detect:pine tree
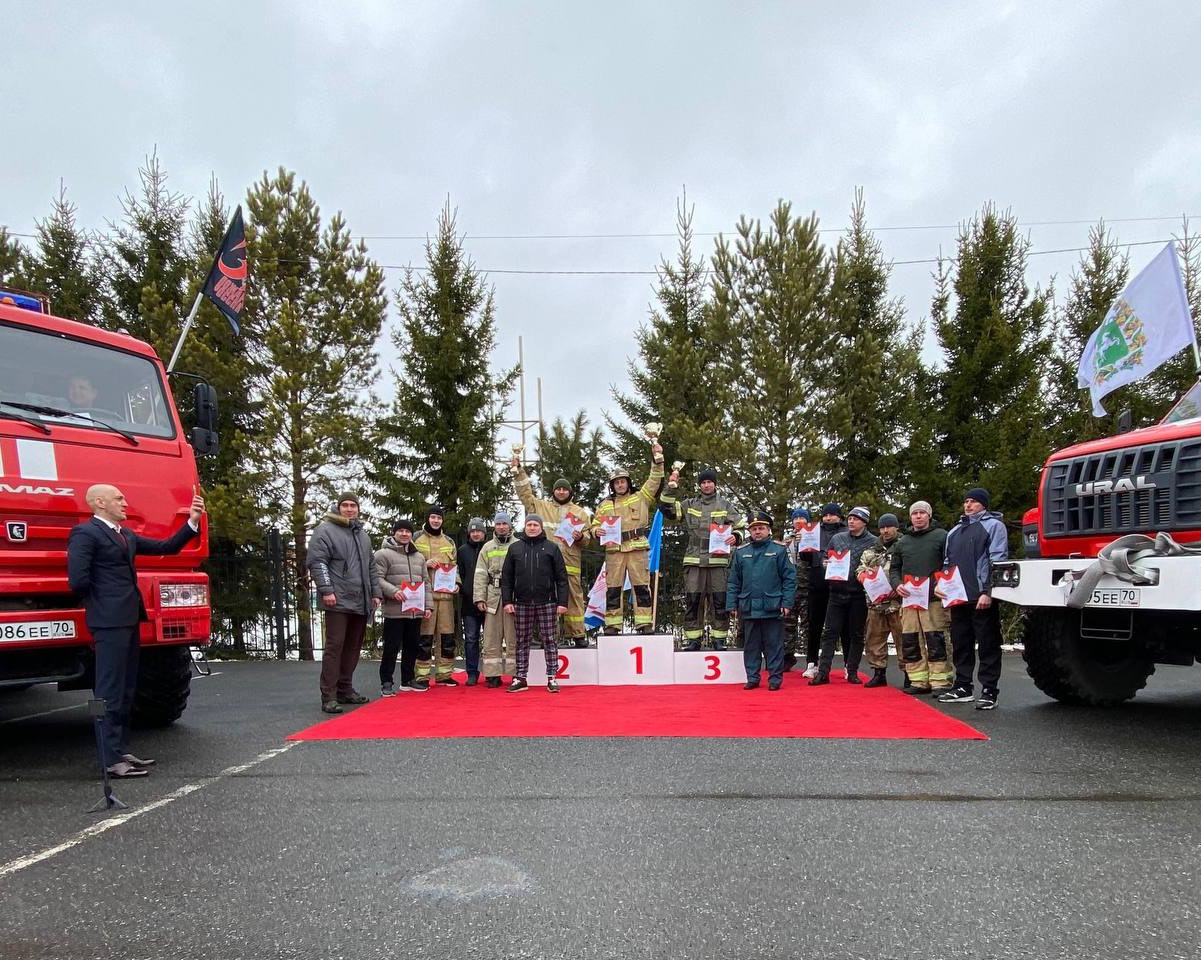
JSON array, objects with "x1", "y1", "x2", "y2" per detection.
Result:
[
  {"x1": 246, "y1": 168, "x2": 386, "y2": 659},
  {"x1": 606, "y1": 195, "x2": 713, "y2": 483},
  {"x1": 823, "y1": 189, "x2": 924, "y2": 513},
  {"x1": 1047, "y1": 223, "x2": 1136, "y2": 447},
  {"x1": 685, "y1": 200, "x2": 836, "y2": 525},
  {"x1": 532, "y1": 410, "x2": 610, "y2": 508},
  {"x1": 931, "y1": 204, "x2": 1052, "y2": 528},
  {"x1": 22, "y1": 183, "x2": 103, "y2": 325},
  {"x1": 99, "y1": 150, "x2": 190, "y2": 359},
  {"x1": 371, "y1": 200, "x2": 515, "y2": 535}
]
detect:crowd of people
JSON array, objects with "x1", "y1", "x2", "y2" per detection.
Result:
[{"x1": 305, "y1": 440, "x2": 1009, "y2": 715}]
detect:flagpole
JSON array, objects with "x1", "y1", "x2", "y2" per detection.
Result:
[{"x1": 167, "y1": 290, "x2": 204, "y2": 373}]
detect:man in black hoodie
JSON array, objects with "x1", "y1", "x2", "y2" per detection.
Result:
[
  {"x1": 802, "y1": 503, "x2": 848, "y2": 678},
  {"x1": 501, "y1": 514, "x2": 569, "y2": 693},
  {"x1": 810, "y1": 506, "x2": 878, "y2": 686},
  {"x1": 457, "y1": 517, "x2": 487, "y2": 685}
]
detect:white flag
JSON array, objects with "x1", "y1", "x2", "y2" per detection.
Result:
[{"x1": 1077, "y1": 243, "x2": 1195, "y2": 416}]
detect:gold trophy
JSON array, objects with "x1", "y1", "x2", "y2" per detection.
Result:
[
  {"x1": 510, "y1": 442, "x2": 524, "y2": 475},
  {"x1": 643, "y1": 421, "x2": 663, "y2": 444}
]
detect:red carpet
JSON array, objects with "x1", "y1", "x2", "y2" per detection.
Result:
[{"x1": 288, "y1": 674, "x2": 986, "y2": 741}]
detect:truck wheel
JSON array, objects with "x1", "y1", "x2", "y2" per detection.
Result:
[
  {"x1": 131, "y1": 645, "x2": 193, "y2": 727},
  {"x1": 1021, "y1": 608, "x2": 1154, "y2": 706}
]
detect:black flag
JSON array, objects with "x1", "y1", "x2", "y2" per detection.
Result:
[{"x1": 200, "y1": 206, "x2": 247, "y2": 335}]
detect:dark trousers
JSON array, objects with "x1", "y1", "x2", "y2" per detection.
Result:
[
  {"x1": 807, "y1": 586, "x2": 829, "y2": 664},
  {"x1": 462, "y1": 611, "x2": 484, "y2": 679},
  {"x1": 380, "y1": 616, "x2": 422, "y2": 686},
  {"x1": 818, "y1": 591, "x2": 867, "y2": 677},
  {"x1": 92, "y1": 625, "x2": 140, "y2": 767},
  {"x1": 320, "y1": 610, "x2": 367, "y2": 700},
  {"x1": 949, "y1": 602, "x2": 1003, "y2": 694},
  {"x1": 743, "y1": 617, "x2": 785, "y2": 685}
]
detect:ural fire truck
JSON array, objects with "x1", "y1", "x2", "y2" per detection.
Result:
[
  {"x1": 0, "y1": 289, "x2": 217, "y2": 725},
  {"x1": 992, "y1": 383, "x2": 1201, "y2": 705}
]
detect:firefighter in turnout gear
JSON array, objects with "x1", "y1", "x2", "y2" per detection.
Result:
[
  {"x1": 413, "y1": 504, "x2": 459, "y2": 686},
  {"x1": 512, "y1": 460, "x2": 592, "y2": 648},
  {"x1": 887, "y1": 500, "x2": 953, "y2": 695},
  {"x1": 858, "y1": 513, "x2": 903, "y2": 688},
  {"x1": 660, "y1": 466, "x2": 745, "y2": 650},
  {"x1": 473, "y1": 511, "x2": 517, "y2": 687},
  {"x1": 592, "y1": 444, "x2": 664, "y2": 633}
]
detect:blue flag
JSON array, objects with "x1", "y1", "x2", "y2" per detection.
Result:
[{"x1": 647, "y1": 509, "x2": 664, "y2": 574}]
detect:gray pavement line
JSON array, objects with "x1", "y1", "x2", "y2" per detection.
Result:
[
  {"x1": 0, "y1": 742, "x2": 297, "y2": 880},
  {"x1": 0, "y1": 702, "x2": 86, "y2": 725}
]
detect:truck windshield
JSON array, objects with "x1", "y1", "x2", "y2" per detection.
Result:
[
  {"x1": 0, "y1": 322, "x2": 176, "y2": 439},
  {"x1": 1160, "y1": 379, "x2": 1201, "y2": 426}
]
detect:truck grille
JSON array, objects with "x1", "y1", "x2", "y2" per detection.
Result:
[{"x1": 1043, "y1": 439, "x2": 1201, "y2": 536}]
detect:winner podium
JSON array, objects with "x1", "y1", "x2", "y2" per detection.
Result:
[{"x1": 525, "y1": 634, "x2": 747, "y2": 686}]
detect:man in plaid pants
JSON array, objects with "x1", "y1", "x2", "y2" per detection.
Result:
[{"x1": 500, "y1": 514, "x2": 569, "y2": 693}]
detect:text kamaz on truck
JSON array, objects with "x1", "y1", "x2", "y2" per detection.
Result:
[
  {"x1": 0, "y1": 289, "x2": 218, "y2": 725},
  {"x1": 992, "y1": 381, "x2": 1201, "y2": 705}
]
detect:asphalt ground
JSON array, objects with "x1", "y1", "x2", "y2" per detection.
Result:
[{"x1": 2, "y1": 652, "x2": 1200, "y2": 960}]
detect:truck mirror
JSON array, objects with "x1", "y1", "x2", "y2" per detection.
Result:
[
  {"x1": 194, "y1": 383, "x2": 218, "y2": 432},
  {"x1": 1116, "y1": 409, "x2": 1133, "y2": 434},
  {"x1": 190, "y1": 426, "x2": 219, "y2": 457}
]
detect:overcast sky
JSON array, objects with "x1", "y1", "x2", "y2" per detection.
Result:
[{"x1": 4, "y1": 1, "x2": 1200, "y2": 441}]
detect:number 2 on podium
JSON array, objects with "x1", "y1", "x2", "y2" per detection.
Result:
[
  {"x1": 556, "y1": 655, "x2": 570, "y2": 679},
  {"x1": 630, "y1": 646, "x2": 643, "y2": 674}
]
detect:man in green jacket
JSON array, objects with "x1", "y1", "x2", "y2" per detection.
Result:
[
  {"x1": 887, "y1": 500, "x2": 952, "y2": 695},
  {"x1": 727, "y1": 510, "x2": 796, "y2": 691},
  {"x1": 661, "y1": 466, "x2": 746, "y2": 650}
]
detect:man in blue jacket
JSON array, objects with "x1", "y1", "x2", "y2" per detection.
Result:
[
  {"x1": 67, "y1": 483, "x2": 204, "y2": 779},
  {"x1": 937, "y1": 487, "x2": 1008, "y2": 710},
  {"x1": 727, "y1": 510, "x2": 796, "y2": 691}
]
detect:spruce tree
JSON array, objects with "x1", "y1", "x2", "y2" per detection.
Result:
[
  {"x1": 931, "y1": 204, "x2": 1052, "y2": 529},
  {"x1": 606, "y1": 195, "x2": 713, "y2": 483},
  {"x1": 0, "y1": 228, "x2": 26, "y2": 287},
  {"x1": 1047, "y1": 223, "x2": 1136, "y2": 447},
  {"x1": 532, "y1": 410, "x2": 610, "y2": 508},
  {"x1": 371, "y1": 201, "x2": 515, "y2": 535},
  {"x1": 824, "y1": 189, "x2": 924, "y2": 513},
  {"x1": 23, "y1": 183, "x2": 103, "y2": 325},
  {"x1": 686, "y1": 200, "x2": 836, "y2": 525},
  {"x1": 246, "y1": 168, "x2": 386, "y2": 659}
]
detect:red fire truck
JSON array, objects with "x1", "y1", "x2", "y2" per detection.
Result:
[
  {"x1": 992, "y1": 384, "x2": 1201, "y2": 705},
  {"x1": 0, "y1": 289, "x2": 217, "y2": 725}
]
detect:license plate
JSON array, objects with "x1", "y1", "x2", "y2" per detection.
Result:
[
  {"x1": 0, "y1": 619, "x2": 77, "y2": 642},
  {"x1": 1087, "y1": 588, "x2": 1141, "y2": 608}
]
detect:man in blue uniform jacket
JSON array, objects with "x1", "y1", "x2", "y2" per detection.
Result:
[
  {"x1": 727, "y1": 510, "x2": 796, "y2": 691},
  {"x1": 67, "y1": 483, "x2": 205, "y2": 778}
]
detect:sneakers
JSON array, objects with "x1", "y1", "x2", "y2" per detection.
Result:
[
  {"x1": 320, "y1": 699, "x2": 343, "y2": 714},
  {"x1": 975, "y1": 690, "x2": 998, "y2": 711},
  {"x1": 485, "y1": 677, "x2": 502, "y2": 688},
  {"x1": 410, "y1": 679, "x2": 430, "y2": 691},
  {"x1": 802, "y1": 662, "x2": 818, "y2": 679},
  {"x1": 864, "y1": 668, "x2": 888, "y2": 688},
  {"x1": 508, "y1": 678, "x2": 529, "y2": 693},
  {"x1": 336, "y1": 691, "x2": 369, "y2": 704},
  {"x1": 437, "y1": 677, "x2": 459, "y2": 687},
  {"x1": 547, "y1": 680, "x2": 560, "y2": 693},
  {"x1": 936, "y1": 687, "x2": 975, "y2": 703},
  {"x1": 380, "y1": 682, "x2": 396, "y2": 698},
  {"x1": 398, "y1": 681, "x2": 427, "y2": 693}
]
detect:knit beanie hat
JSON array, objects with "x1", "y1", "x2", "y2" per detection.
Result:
[
  {"x1": 821, "y1": 503, "x2": 843, "y2": 519},
  {"x1": 525, "y1": 514, "x2": 544, "y2": 528},
  {"x1": 877, "y1": 513, "x2": 900, "y2": 529},
  {"x1": 336, "y1": 492, "x2": 359, "y2": 507},
  {"x1": 698, "y1": 467, "x2": 718, "y2": 484},
  {"x1": 427, "y1": 504, "x2": 445, "y2": 519},
  {"x1": 553, "y1": 477, "x2": 571, "y2": 492},
  {"x1": 392, "y1": 518, "x2": 415, "y2": 533},
  {"x1": 909, "y1": 500, "x2": 933, "y2": 515},
  {"x1": 965, "y1": 487, "x2": 991, "y2": 509},
  {"x1": 468, "y1": 517, "x2": 486, "y2": 533},
  {"x1": 493, "y1": 510, "x2": 513, "y2": 525},
  {"x1": 790, "y1": 507, "x2": 810, "y2": 521},
  {"x1": 849, "y1": 506, "x2": 871, "y2": 523}
]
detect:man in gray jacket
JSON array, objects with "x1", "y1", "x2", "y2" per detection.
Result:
[{"x1": 308, "y1": 492, "x2": 381, "y2": 713}]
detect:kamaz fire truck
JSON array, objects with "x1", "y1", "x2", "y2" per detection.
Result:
[
  {"x1": 0, "y1": 288, "x2": 217, "y2": 725},
  {"x1": 992, "y1": 384, "x2": 1201, "y2": 705}
]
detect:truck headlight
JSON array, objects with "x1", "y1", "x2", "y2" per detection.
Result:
[
  {"x1": 160, "y1": 583, "x2": 209, "y2": 607},
  {"x1": 992, "y1": 564, "x2": 1020, "y2": 587}
]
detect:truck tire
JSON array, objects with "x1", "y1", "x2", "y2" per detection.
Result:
[
  {"x1": 131, "y1": 645, "x2": 192, "y2": 727},
  {"x1": 1021, "y1": 608, "x2": 1154, "y2": 706}
]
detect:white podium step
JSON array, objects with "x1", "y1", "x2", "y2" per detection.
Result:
[{"x1": 511, "y1": 635, "x2": 752, "y2": 686}]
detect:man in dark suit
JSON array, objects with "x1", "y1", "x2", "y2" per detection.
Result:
[{"x1": 67, "y1": 483, "x2": 205, "y2": 779}]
